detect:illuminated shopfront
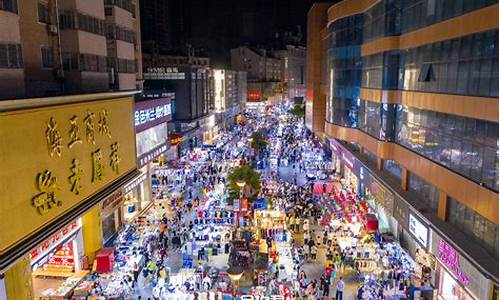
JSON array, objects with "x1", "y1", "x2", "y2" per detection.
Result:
[
  {"x1": 100, "y1": 189, "x2": 125, "y2": 244},
  {"x1": 30, "y1": 219, "x2": 86, "y2": 299},
  {"x1": 0, "y1": 92, "x2": 138, "y2": 299},
  {"x1": 430, "y1": 230, "x2": 494, "y2": 300},
  {"x1": 122, "y1": 95, "x2": 172, "y2": 223}
]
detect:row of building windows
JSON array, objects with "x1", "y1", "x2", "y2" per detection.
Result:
[
  {"x1": 447, "y1": 196, "x2": 498, "y2": 257},
  {"x1": 106, "y1": 24, "x2": 136, "y2": 44},
  {"x1": 327, "y1": 99, "x2": 499, "y2": 191},
  {"x1": 383, "y1": 159, "x2": 402, "y2": 182},
  {"x1": 336, "y1": 0, "x2": 496, "y2": 43},
  {"x1": 396, "y1": 105, "x2": 499, "y2": 191},
  {"x1": 375, "y1": 156, "x2": 498, "y2": 258},
  {"x1": 407, "y1": 172, "x2": 439, "y2": 213},
  {"x1": 0, "y1": 43, "x2": 22, "y2": 69},
  {"x1": 62, "y1": 53, "x2": 107, "y2": 73},
  {"x1": 110, "y1": 58, "x2": 136, "y2": 74},
  {"x1": 62, "y1": 52, "x2": 137, "y2": 74},
  {"x1": 0, "y1": 0, "x2": 16, "y2": 13},
  {"x1": 400, "y1": 0, "x2": 497, "y2": 34},
  {"x1": 358, "y1": 30, "x2": 499, "y2": 97},
  {"x1": 104, "y1": 0, "x2": 134, "y2": 13},
  {"x1": 59, "y1": 11, "x2": 107, "y2": 37},
  {"x1": 402, "y1": 30, "x2": 498, "y2": 97}
]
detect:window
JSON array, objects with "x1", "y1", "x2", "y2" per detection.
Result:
[
  {"x1": 41, "y1": 46, "x2": 53, "y2": 68},
  {"x1": 37, "y1": 1, "x2": 48, "y2": 23},
  {"x1": 408, "y1": 172, "x2": 439, "y2": 212},
  {"x1": 104, "y1": 7, "x2": 113, "y2": 16},
  {"x1": 417, "y1": 63, "x2": 435, "y2": 82},
  {"x1": 384, "y1": 160, "x2": 402, "y2": 181},
  {"x1": 0, "y1": 43, "x2": 22, "y2": 69},
  {"x1": 0, "y1": 0, "x2": 17, "y2": 13},
  {"x1": 447, "y1": 196, "x2": 498, "y2": 257},
  {"x1": 62, "y1": 52, "x2": 107, "y2": 72}
]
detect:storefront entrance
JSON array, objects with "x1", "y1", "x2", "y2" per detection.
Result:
[
  {"x1": 439, "y1": 268, "x2": 475, "y2": 300},
  {"x1": 30, "y1": 219, "x2": 87, "y2": 299}
]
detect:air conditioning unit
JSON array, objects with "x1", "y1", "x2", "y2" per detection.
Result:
[{"x1": 47, "y1": 24, "x2": 58, "y2": 35}]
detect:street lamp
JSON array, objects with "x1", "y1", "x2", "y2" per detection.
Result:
[
  {"x1": 235, "y1": 180, "x2": 246, "y2": 230},
  {"x1": 227, "y1": 266, "x2": 244, "y2": 296}
]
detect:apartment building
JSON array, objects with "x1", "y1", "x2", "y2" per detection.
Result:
[
  {"x1": 0, "y1": 0, "x2": 142, "y2": 100},
  {"x1": 307, "y1": 1, "x2": 499, "y2": 299}
]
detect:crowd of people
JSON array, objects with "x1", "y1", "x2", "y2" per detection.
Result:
[{"x1": 74, "y1": 104, "x2": 430, "y2": 300}]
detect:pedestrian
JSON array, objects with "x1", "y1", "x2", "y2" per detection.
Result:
[{"x1": 336, "y1": 276, "x2": 344, "y2": 300}]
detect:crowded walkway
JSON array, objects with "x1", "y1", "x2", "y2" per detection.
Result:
[{"x1": 70, "y1": 104, "x2": 429, "y2": 300}]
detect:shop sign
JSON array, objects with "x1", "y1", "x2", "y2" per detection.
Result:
[
  {"x1": 144, "y1": 67, "x2": 185, "y2": 80},
  {"x1": 437, "y1": 239, "x2": 470, "y2": 285},
  {"x1": 409, "y1": 214, "x2": 428, "y2": 248},
  {"x1": 135, "y1": 97, "x2": 172, "y2": 132},
  {"x1": 124, "y1": 172, "x2": 148, "y2": 194},
  {"x1": 101, "y1": 189, "x2": 124, "y2": 217},
  {"x1": 169, "y1": 134, "x2": 184, "y2": 146},
  {"x1": 0, "y1": 96, "x2": 136, "y2": 255},
  {"x1": 365, "y1": 173, "x2": 394, "y2": 214},
  {"x1": 29, "y1": 220, "x2": 80, "y2": 262},
  {"x1": 393, "y1": 195, "x2": 409, "y2": 228},
  {"x1": 137, "y1": 142, "x2": 169, "y2": 168}
]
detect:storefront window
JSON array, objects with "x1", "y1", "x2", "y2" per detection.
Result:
[
  {"x1": 440, "y1": 269, "x2": 475, "y2": 300},
  {"x1": 136, "y1": 122, "x2": 169, "y2": 156},
  {"x1": 102, "y1": 212, "x2": 116, "y2": 243},
  {"x1": 446, "y1": 196, "x2": 499, "y2": 257}
]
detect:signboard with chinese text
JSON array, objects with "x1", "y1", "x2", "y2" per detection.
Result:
[
  {"x1": 408, "y1": 214, "x2": 429, "y2": 248},
  {"x1": 100, "y1": 189, "x2": 124, "y2": 218},
  {"x1": 0, "y1": 97, "x2": 137, "y2": 254},
  {"x1": 135, "y1": 97, "x2": 172, "y2": 132},
  {"x1": 430, "y1": 230, "x2": 491, "y2": 300},
  {"x1": 29, "y1": 220, "x2": 80, "y2": 263}
]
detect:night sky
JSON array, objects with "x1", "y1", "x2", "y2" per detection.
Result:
[{"x1": 144, "y1": 0, "x2": 331, "y2": 67}]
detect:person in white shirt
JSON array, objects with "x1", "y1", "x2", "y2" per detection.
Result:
[{"x1": 336, "y1": 277, "x2": 345, "y2": 300}]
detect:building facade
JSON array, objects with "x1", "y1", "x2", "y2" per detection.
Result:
[
  {"x1": 210, "y1": 69, "x2": 247, "y2": 141},
  {"x1": 231, "y1": 46, "x2": 283, "y2": 103},
  {"x1": 0, "y1": 0, "x2": 142, "y2": 100},
  {"x1": 307, "y1": 1, "x2": 499, "y2": 299},
  {"x1": 274, "y1": 45, "x2": 306, "y2": 103},
  {"x1": 143, "y1": 65, "x2": 211, "y2": 155}
]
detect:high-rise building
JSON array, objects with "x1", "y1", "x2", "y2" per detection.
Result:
[{"x1": 307, "y1": 1, "x2": 499, "y2": 299}]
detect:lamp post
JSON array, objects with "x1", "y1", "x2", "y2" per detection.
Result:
[
  {"x1": 235, "y1": 180, "x2": 246, "y2": 230},
  {"x1": 227, "y1": 266, "x2": 244, "y2": 297}
]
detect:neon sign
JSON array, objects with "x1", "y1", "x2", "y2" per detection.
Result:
[{"x1": 438, "y1": 239, "x2": 470, "y2": 285}]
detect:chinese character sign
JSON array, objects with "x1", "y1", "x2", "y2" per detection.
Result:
[
  {"x1": 32, "y1": 170, "x2": 61, "y2": 215},
  {"x1": 437, "y1": 239, "x2": 470, "y2": 285},
  {"x1": 0, "y1": 97, "x2": 136, "y2": 255}
]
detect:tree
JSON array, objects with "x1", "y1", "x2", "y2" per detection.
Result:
[
  {"x1": 290, "y1": 104, "x2": 305, "y2": 119},
  {"x1": 227, "y1": 165, "x2": 261, "y2": 205},
  {"x1": 250, "y1": 130, "x2": 268, "y2": 155}
]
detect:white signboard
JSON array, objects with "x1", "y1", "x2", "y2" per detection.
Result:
[{"x1": 409, "y1": 214, "x2": 428, "y2": 248}]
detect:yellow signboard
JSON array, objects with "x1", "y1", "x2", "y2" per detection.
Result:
[{"x1": 0, "y1": 97, "x2": 137, "y2": 254}]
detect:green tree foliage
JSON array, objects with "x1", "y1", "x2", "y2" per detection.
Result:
[
  {"x1": 227, "y1": 165, "x2": 261, "y2": 205},
  {"x1": 250, "y1": 130, "x2": 268, "y2": 154},
  {"x1": 290, "y1": 104, "x2": 305, "y2": 119}
]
